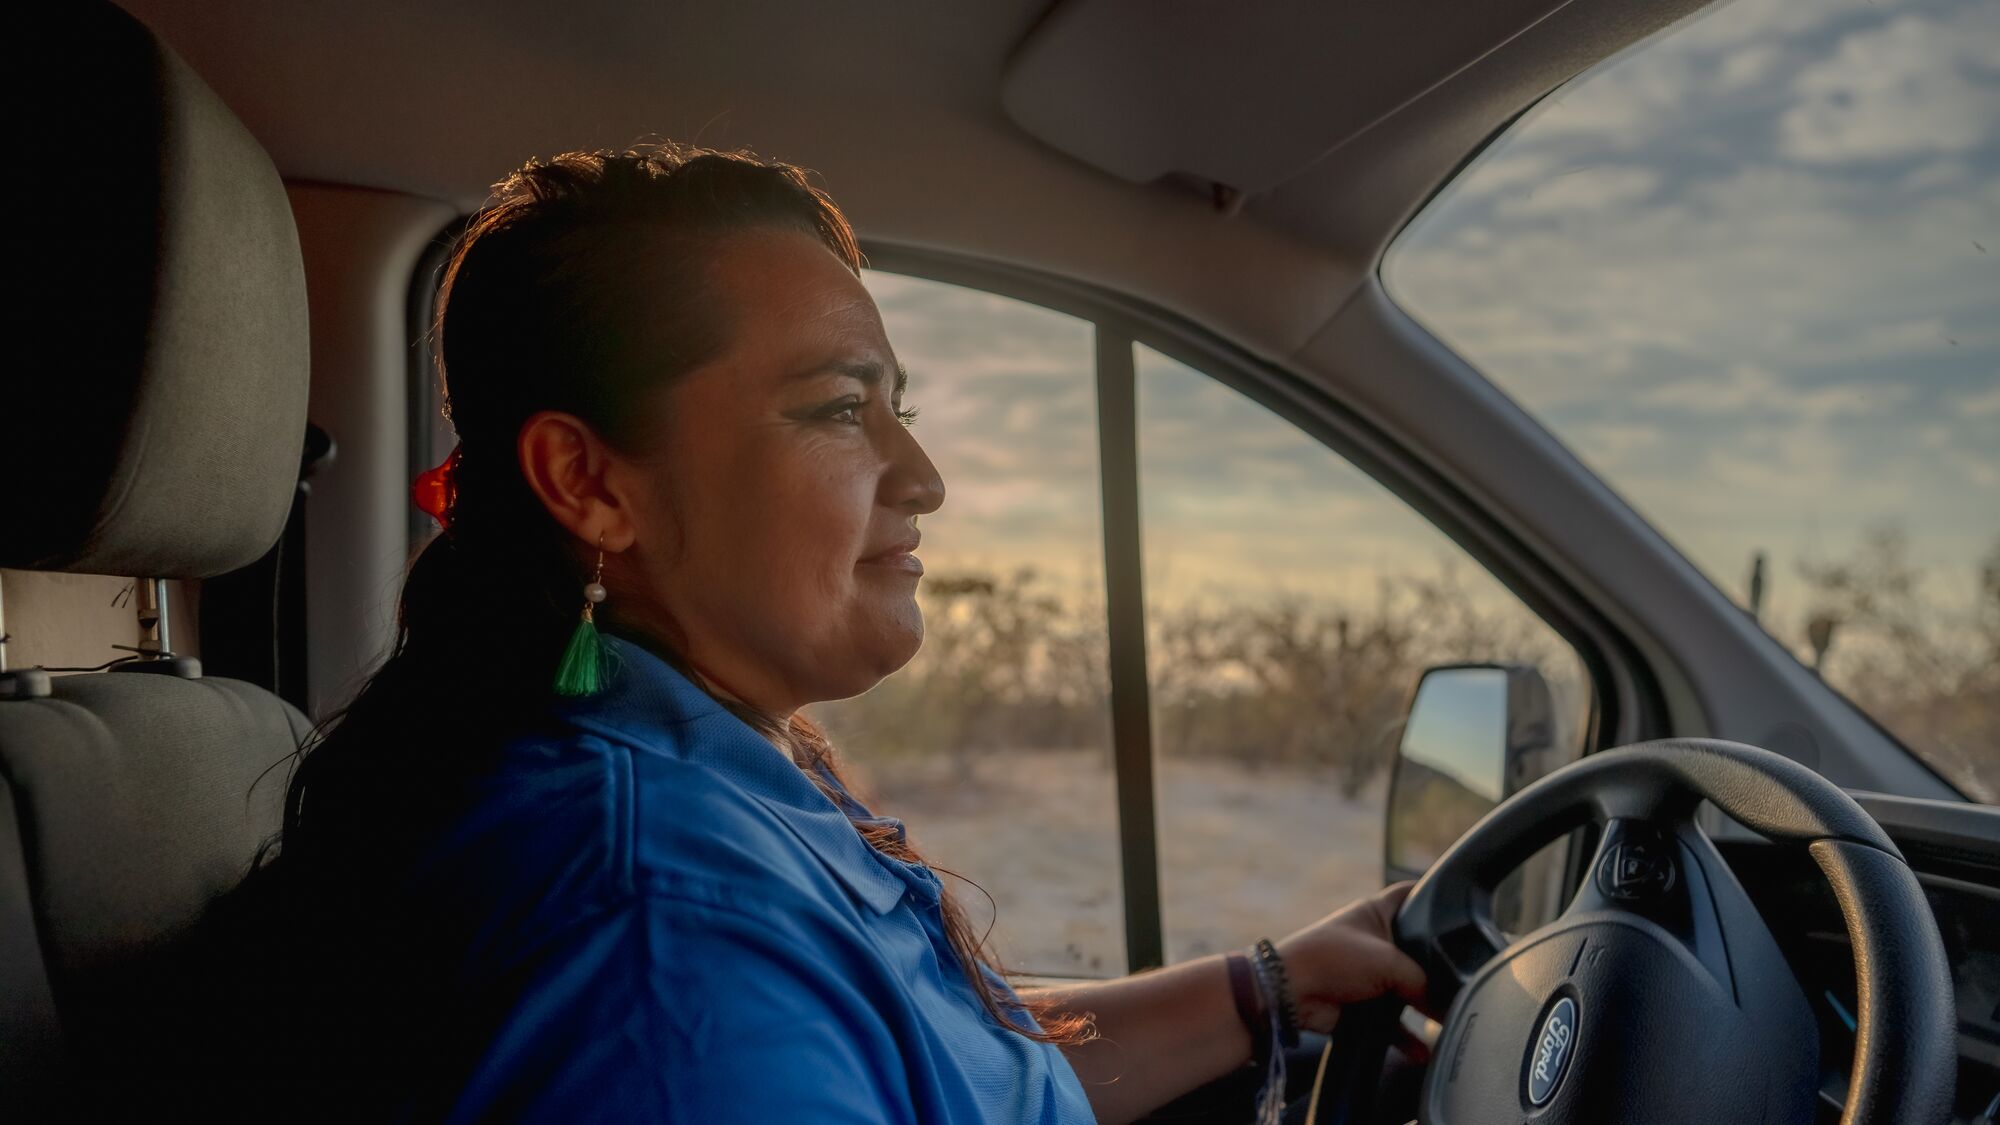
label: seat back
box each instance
[0,2,311,1113]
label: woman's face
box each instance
[614,227,944,715]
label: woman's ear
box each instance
[517,411,640,551]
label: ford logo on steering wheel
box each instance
[1525,996,1579,1106]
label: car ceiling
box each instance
[115,0,1711,362]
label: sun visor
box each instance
[1001,0,1568,197]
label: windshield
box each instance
[1385,0,1999,801]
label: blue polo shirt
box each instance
[401,634,1096,1123]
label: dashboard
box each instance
[1718,792,2000,1125]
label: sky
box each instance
[1398,668,1510,803]
[864,268,1584,725]
[865,274,1545,617]
[862,272,1108,600]
[1387,0,1999,624]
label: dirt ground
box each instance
[840,747,1390,977]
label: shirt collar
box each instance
[554,634,912,914]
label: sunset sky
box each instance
[862,278,1536,617]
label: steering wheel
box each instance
[1354,738,1956,1125]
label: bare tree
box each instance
[1797,526,1999,802]
[819,563,1588,799]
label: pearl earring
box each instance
[554,537,611,697]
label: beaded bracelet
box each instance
[1246,940,1293,1125]
[1251,938,1300,1050]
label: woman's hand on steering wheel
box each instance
[1275,882,1430,1035]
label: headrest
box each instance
[2,2,308,579]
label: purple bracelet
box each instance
[1224,950,1272,1069]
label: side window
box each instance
[814,271,1126,977]
[814,269,1601,978]
[1134,346,1592,960]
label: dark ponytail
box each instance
[270,145,1091,1076]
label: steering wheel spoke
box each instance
[1557,817,1742,999]
[1430,916,1506,993]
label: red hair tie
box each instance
[412,444,461,530]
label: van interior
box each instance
[5,1,1996,1122]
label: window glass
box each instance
[1385,0,1999,800]
[811,271,1124,976]
[1134,346,1592,961]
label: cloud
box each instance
[1946,447,2000,489]
[1715,44,1784,93]
[1497,167,1660,218]
[1639,363,1912,419]
[1961,384,2000,417]
[862,268,1113,587]
[1517,51,1698,149]
[1666,0,1859,53]
[1451,153,1555,199]
[1899,159,1973,193]
[1779,15,1994,163]
[1397,154,1996,394]
[1570,422,1664,467]
[1500,0,1857,149]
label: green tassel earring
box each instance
[553,538,611,697]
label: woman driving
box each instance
[263,143,1426,1124]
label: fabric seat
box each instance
[0,2,311,1115]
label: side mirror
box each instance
[1383,663,1556,885]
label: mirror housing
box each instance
[1383,663,1556,885]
